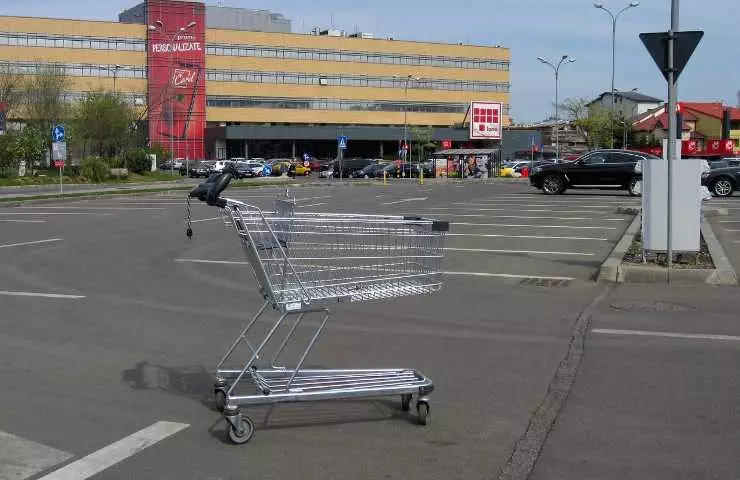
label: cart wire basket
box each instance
[184,173,449,444]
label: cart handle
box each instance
[189,170,233,208]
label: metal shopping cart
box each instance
[185,172,449,444]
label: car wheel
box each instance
[712,177,735,197]
[542,174,565,195]
[628,177,642,197]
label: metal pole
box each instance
[554,67,559,160]
[403,78,408,177]
[666,0,679,276]
[59,165,63,196]
[610,17,616,148]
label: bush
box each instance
[125,148,152,174]
[81,157,109,183]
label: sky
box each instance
[3,0,738,122]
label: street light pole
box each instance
[594,1,640,149]
[148,20,196,176]
[537,56,576,160]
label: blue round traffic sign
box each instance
[52,125,65,142]
[262,164,272,176]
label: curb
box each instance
[598,214,738,286]
[597,214,641,283]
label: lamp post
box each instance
[594,1,640,148]
[537,55,576,160]
[148,20,197,176]
[393,74,422,177]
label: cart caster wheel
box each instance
[416,400,430,426]
[214,389,226,413]
[401,394,412,412]
[227,416,254,445]
[186,228,193,238]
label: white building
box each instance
[587,91,663,119]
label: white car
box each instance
[211,160,235,173]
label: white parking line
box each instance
[429,207,622,214]
[382,197,428,206]
[190,217,221,223]
[176,258,246,265]
[38,421,189,480]
[0,219,47,223]
[592,328,740,342]
[0,238,62,249]
[445,247,594,256]
[0,212,111,216]
[448,233,607,241]
[429,213,628,221]
[0,290,85,299]
[719,220,740,223]
[453,222,618,230]
[15,206,166,211]
[0,430,73,480]
[301,203,327,208]
[429,205,624,215]
[444,271,575,281]
[453,202,616,209]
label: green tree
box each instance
[23,64,71,164]
[0,65,24,121]
[73,90,134,158]
[14,126,46,173]
[410,126,436,163]
[0,131,18,176]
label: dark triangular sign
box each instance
[640,31,703,82]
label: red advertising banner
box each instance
[706,138,735,155]
[147,0,206,160]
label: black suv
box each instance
[701,164,740,197]
[529,149,656,195]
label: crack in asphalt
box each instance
[495,284,615,480]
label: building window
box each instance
[207,42,510,71]
[0,31,146,52]
[207,95,511,115]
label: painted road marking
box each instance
[428,213,628,221]
[429,207,622,214]
[0,238,62,249]
[0,290,85,299]
[189,217,221,223]
[176,258,247,265]
[0,219,47,223]
[38,421,189,480]
[0,430,73,480]
[15,206,166,211]
[452,222,617,230]
[447,233,607,241]
[0,212,111,216]
[592,328,740,342]
[445,247,595,256]
[453,202,615,209]
[444,271,575,281]
[382,197,428,206]
[300,203,327,208]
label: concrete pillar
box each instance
[379,142,384,159]
[292,140,296,160]
[243,140,248,159]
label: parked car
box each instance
[382,162,419,178]
[334,158,374,178]
[210,160,235,173]
[529,149,657,195]
[351,163,387,178]
[287,163,311,177]
[234,161,261,179]
[187,161,212,178]
[701,164,740,197]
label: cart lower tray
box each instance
[217,367,434,405]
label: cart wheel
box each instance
[227,416,254,445]
[186,228,193,238]
[416,401,430,426]
[214,389,226,413]
[401,394,412,412]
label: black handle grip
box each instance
[189,172,233,206]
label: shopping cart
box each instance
[185,172,449,444]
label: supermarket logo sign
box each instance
[469,101,502,140]
[172,68,197,87]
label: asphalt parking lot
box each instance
[706,196,740,275]
[1,181,737,479]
